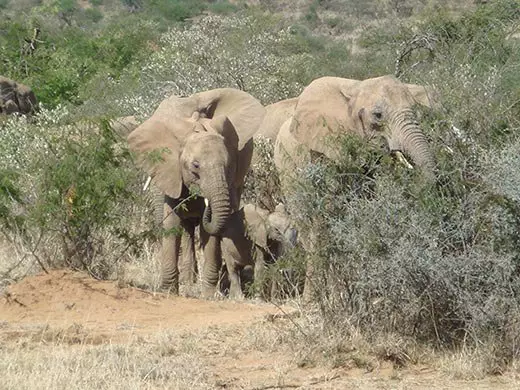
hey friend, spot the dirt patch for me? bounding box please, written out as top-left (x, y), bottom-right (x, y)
top-left (0, 270), bottom-right (282, 343)
top-left (1, 271), bottom-right (518, 389)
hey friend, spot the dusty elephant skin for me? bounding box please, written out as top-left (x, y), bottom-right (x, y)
top-left (0, 76), bottom-right (38, 115)
top-left (127, 88), bottom-right (265, 298)
top-left (273, 75), bottom-right (439, 301)
top-left (221, 203), bottom-right (297, 300)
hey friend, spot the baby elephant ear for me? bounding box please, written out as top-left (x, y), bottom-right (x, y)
top-left (127, 119), bottom-right (183, 199)
top-left (244, 204), bottom-right (269, 250)
top-left (207, 115), bottom-right (239, 150)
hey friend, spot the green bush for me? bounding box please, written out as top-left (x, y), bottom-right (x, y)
top-left (84, 8), bottom-right (104, 23)
top-left (0, 109), bottom-right (156, 279)
top-left (267, 0), bottom-right (520, 370)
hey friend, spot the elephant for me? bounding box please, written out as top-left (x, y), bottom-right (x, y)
top-left (0, 76), bottom-right (38, 115)
top-left (274, 75), bottom-right (438, 177)
top-left (127, 88), bottom-right (265, 298)
top-left (255, 97), bottom-right (299, 143)
top-left (246, 97), bottom-right (299, 211)
top-left (221, 203), bottom-right (297, 300)
top-left (273, 75), bottom-right (439, 301)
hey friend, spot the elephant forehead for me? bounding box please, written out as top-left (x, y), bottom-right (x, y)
top-left (183, 133), bottom-right (228, 157)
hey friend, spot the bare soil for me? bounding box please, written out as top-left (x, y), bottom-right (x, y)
top-left (1, 271), bottom-right (518, 389)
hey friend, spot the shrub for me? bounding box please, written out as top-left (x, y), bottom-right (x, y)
top-left (0, 108), bottom-right (157, 279)
top-left (275, 1), bottom-right (520, 370)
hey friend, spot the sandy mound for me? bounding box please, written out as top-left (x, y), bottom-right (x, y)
top-left (0, 270), bottom-right (282, 343)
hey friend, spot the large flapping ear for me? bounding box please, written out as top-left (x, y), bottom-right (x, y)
top-left (194, 88), bottom-right (266, 150)
top-left (127, 119), bottom-right (183, 199)
top-left (406, 83), bottom-right (441, 110)
top-left (202, 115), bottom-right (239, 151)
top-left (290, 77), bottom-right (361, 161)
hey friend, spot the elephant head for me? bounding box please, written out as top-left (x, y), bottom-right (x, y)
top-left (127, 88), bottom-right (265, 235)
top-left (266, 203), bottom-right (297, 258)
top-left (290, 75), bottom-right (438, 176)
top-left (15, 83), bottom-right (38, 114)
top-left (0, 76), bottom-right (38, 115)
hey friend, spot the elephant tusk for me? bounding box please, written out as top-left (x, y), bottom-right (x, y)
top-left (204, 198), bottom-right (209, 207)
top-left (395, 151), bottom-right (414, 169)
top-left (143, 176), bottom-right (152, 191)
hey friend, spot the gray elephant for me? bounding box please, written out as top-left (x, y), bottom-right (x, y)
top-left (273, 75), bottom-right (439, 301)
top-left (128, 88), bottom-right (265, 298)
top-left (0, 76), bottom-right (38, 115)
top-left (221, 203), bottom-right (297, 300)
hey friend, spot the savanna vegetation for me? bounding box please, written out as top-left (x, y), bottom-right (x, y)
top-left (2, 0), bottom-right (520, 380)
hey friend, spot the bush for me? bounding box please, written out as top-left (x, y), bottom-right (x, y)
top-left (271, 0), bottom-right (520, 370)
top-left (0, 108), bottom-right (157, 279)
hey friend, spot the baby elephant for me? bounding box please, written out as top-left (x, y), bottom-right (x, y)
top-left (221, 203), bottom-right (297, 300)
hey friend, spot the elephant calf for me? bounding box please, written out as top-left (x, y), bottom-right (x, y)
top-left (0, 76), bottom-right (38, 115)
top-left (221, 203), bottom-right (297, 300)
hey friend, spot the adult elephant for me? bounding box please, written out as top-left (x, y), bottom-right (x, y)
top-left (128, 88), bottom-right (265, 298)
top-left (255, 97), bottom-right (299, 143)
top-left (0, 76), bottom-right (38, 115)
top-left (247, 97), bottom-right (299, 211)
top-left (273, 75), bottom-right (439, 301)
top-left (275, 75), bottom-right (438, 176)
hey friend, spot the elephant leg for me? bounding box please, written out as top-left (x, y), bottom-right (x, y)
top-left (253, 247), bottom-right (269, 300)
top-left (225, 258), bottom-right (244, 300)
top-left (200, 229), bottom-right (222, 299)
top-left (179, 220), bottom-right (197, 284)
top-left (161, 196), bottom-right (183, 294)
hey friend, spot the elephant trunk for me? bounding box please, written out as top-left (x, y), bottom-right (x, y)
top-left (202, 173), bottom-right (232, 235)
top-left (390, 109), bottom-right (436, 178)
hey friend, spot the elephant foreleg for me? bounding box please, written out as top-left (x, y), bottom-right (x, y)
top-left (225, 257), bottom-right (244, 300)
top-left (179, 220), bottom-right (198, 284)
top-left (200, 229), bottom-right (222, 299)
top-left (253, 247), bottom-right (270, 301)
top-left (161, 196), bottom-right (182, 294)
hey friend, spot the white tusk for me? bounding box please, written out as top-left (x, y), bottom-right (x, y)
top-left (143, 176), bottom-right (152, 191)
top-left (204, 198), bottom-right (209, 207)
top-left (395, 151), bottom-right (414, 169)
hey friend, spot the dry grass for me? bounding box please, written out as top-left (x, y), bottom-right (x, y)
top-left (0, 332), bottom-right (213, 390)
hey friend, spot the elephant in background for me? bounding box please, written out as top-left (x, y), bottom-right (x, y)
top-left (221, 203), bottom-right (297, 300)
top-left (273, 75), bottom-right (439, 301)
top-left (247, 97), bottom-right (299, 211)
top-left (255, 97), bottom-right (299, 143)
top-left (0, 76), bottom-right (38, 115)
top-left (275, 75), bottom-right (438, 178)
top-left (128, 88), bottom-right (265, 298)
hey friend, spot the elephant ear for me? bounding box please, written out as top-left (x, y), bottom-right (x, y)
top-left (290, 77), bottom-right (361, 161)
top-left (406, 83), bottom-right (441, 110)
top-left (202, 115), bottom-right (239, 151)
top-left (243, 204), bottom-right (269, 250)
top-left (127, 119), bottom-right (183, 199)
top-left (194, 88), bottom-right (265, 150)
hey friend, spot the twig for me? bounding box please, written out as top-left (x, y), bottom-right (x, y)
top-left (267, 300), bottom-right (308, 338)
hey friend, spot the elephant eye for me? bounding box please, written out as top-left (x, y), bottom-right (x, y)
top-left (373, 111), bottom-right (383, 120)
top-left (192, 160), bottom-right (200, 170)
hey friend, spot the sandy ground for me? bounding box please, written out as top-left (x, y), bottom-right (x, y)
top-left (1, 270), bottom-right (519, 389)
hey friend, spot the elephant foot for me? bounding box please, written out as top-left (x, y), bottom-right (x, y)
top-left (200, 285), bottom-right (217, 300)
top-left (229, 288), bottom-right (245, 301)
top-left (161, 279), bottom-right (179, 295)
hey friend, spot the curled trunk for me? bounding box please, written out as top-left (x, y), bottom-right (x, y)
top-left (202, 175), bottom-right (232, 235)
top-left (390, 109), bottom-right (436, 178)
